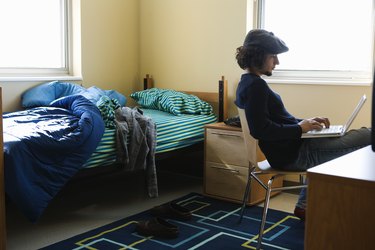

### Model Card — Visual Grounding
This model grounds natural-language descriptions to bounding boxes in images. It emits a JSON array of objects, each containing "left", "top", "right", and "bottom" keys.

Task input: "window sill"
[
  {"left": 264, "top": 77, "right": 372, "bottom": 86},
  {"left": 0, "top": 75, "right": 83, "bottom": 82}
]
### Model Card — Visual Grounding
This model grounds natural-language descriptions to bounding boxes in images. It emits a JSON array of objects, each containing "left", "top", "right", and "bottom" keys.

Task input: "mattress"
[
  {"left": 82, "top": 128, "right": 117, "bottom": 168},
  {"left": 142, "top": 108, "right": 217, "bottom": 153},
  {"left": 83, "top": 108, "right": 217, "bottom": 168}
]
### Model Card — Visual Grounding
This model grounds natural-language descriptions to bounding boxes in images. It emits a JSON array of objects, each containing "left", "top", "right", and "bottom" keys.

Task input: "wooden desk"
[
  {"left": 0, "top": 88, "right": 5, "bottom": 250},
  {"left": 305, "top": 145, "right": 375, "bottom": 250}
]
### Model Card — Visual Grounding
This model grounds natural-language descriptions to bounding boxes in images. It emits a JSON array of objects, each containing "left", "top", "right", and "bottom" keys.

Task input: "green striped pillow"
[{"left": 130, "top": 88, "right": 213, "bottom": 115}]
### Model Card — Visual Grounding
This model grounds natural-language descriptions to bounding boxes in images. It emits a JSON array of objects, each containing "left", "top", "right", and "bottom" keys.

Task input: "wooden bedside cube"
[{"left": 203, "top": 122, "right": 283, "bottom": 205}]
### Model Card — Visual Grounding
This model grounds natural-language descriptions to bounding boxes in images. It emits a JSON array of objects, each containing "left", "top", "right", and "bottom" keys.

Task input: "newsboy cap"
[{"left": 243, "top": 29, "right": 289, "bottom": 54}]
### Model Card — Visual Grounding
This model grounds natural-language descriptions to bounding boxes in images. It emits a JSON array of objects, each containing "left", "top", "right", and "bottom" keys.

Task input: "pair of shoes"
[
  {"left": 135, "top": 217, "right": 179, "bottom": 239},
  {"left": 294, "top": 206, "right": 306, "bottom": 220},
  {"left": 150, "top": 202, "right": 192, "bottom": 221},
  {"left": 136, "top": 202, "right": 191, "bottom": 239}
]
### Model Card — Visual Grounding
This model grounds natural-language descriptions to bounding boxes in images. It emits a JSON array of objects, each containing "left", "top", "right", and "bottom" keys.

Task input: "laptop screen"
[{"left": 343, "top": 95, "right": 367, "bottom": 132}]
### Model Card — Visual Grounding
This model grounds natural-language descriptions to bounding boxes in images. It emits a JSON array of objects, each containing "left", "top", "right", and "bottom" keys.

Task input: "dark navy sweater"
[{"left": 235, "top": 73, "right": 303, "bottom": 168}]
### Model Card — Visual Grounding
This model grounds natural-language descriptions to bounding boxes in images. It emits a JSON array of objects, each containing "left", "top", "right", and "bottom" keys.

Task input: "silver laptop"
[{"left": 301, "top": 94, "right": 366, "bottom": 138}]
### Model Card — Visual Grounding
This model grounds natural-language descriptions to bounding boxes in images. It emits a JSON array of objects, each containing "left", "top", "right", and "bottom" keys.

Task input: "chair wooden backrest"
[{"left": 237, "top": 108, "right": 267, "bottom": 166}]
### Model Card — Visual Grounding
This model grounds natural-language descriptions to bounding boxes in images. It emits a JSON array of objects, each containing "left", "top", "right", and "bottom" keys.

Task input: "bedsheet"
[
  {"left": 80, "top": 108, "right": 218, "bottom": 171},
  {"left": 142, "top": 109, "right": 217, "bottom": 153},
  {"left": 82, "top": 128, "right": 117, "bottom": 169},
  {"left": 4, "top": 95, "right": 105, "bottom": 222}
]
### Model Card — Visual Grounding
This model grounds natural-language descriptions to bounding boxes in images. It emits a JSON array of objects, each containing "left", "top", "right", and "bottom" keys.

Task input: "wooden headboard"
[{"left": 143, "top": 74, "right": 228, "bottom": 122}]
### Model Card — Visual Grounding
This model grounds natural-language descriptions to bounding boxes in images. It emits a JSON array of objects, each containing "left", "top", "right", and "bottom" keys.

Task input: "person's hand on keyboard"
[{"left": 298, "top": 117, "right": 330, "bottom": 133}]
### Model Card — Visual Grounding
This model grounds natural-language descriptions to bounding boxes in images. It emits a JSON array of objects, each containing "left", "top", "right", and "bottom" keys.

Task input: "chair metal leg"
[
  {"left": 238, "top": 165, "right": 256, "bottom": 223},
  {"left": 256, "top": 176, "right": 275, "bottom": 250}
]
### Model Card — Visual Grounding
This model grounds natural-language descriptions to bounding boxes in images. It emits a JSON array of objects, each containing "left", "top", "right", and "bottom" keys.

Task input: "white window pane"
[
  {"left": 259, "top": 0, "right": 374, "bottom": 84},
  {"left": 0, "top": 0, "right": 65, "bottom": 69}
]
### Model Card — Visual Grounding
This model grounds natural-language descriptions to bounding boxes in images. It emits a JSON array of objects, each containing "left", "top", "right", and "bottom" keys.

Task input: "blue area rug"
[{"left": 42, "top": 192, "right": 304, "bottom": 249}]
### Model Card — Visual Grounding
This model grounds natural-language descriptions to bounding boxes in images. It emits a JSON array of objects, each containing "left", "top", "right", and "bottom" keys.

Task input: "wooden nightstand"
[{"left": 203, "top": 122, "right": 283, "bottom": 205}]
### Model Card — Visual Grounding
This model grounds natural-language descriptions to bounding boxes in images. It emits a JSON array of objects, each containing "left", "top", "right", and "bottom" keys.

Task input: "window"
[
  {"left": 0, "top": 0, "right": 80, "bottom": 80},
  {"left": 255, "top": 0, "right": 374, "bottom": 85}
]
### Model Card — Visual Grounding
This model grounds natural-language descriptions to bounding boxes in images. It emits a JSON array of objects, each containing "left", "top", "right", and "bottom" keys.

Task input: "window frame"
[
  {"left": 0, "top": 0, "right": 81, "bottom": 82},
  {"left": 252, "top": 0, "right": 375, "bottom": 86}
]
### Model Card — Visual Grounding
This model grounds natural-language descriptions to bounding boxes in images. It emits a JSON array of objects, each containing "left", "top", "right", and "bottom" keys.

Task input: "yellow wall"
[
  {"left": 139, "top": 0, "right": 372, "bottom": 128},
  {"left": 0, "top": 0, "right": 372, "bottom": 129},
  {"left": 140, "top": 0, "right": 248, "bottom": 114},
  {"left": 80, "top": 0, "right": 140, "bottom": 95}
]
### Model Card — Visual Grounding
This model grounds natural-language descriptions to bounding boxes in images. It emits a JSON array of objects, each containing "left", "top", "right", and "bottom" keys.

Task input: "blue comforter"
[{"left": 4, "top": 95, "right": 105, "bottom": 222}]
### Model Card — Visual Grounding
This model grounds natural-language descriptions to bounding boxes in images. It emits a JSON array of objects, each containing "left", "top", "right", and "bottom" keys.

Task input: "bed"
[
  {"left": 140, "top": 74, "right": 228, "bottom": 155},
  {"left": 80, "top": 74, "right": 228, "bottom": 169},
  {"left": 3, "top": 75, "right": 228, "bottom": 223}
]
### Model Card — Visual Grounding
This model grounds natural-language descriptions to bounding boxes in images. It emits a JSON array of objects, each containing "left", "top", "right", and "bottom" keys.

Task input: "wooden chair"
[{"left": 237, "top": 107, "right": 307, "bottom": 250}]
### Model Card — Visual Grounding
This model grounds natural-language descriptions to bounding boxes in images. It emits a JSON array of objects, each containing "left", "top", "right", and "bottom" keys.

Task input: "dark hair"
[{"left": 235, "top": 45, "right": 267, "bottom": 70}]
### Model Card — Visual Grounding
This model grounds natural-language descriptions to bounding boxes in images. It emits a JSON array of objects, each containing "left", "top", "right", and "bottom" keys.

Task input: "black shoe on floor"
[
  {"left": 135, "top": 217, "right": 179, "bottom": 239},
  {"left": 150, "top": 202, "right": 192, "bottom": 221}
]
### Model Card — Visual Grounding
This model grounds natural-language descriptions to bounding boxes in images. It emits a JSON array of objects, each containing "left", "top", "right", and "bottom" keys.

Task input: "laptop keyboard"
[{"left": 313, "top": 125, "right": 342, "bottom": 134}]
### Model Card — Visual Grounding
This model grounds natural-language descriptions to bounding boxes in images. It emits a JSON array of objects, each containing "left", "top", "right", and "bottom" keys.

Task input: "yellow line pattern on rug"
[
  {"left": 241, "top": 215, "right": 299, "bottom": 249},
  {"left": 75, "top": 220, "right": 150, "bottom": 250}
]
